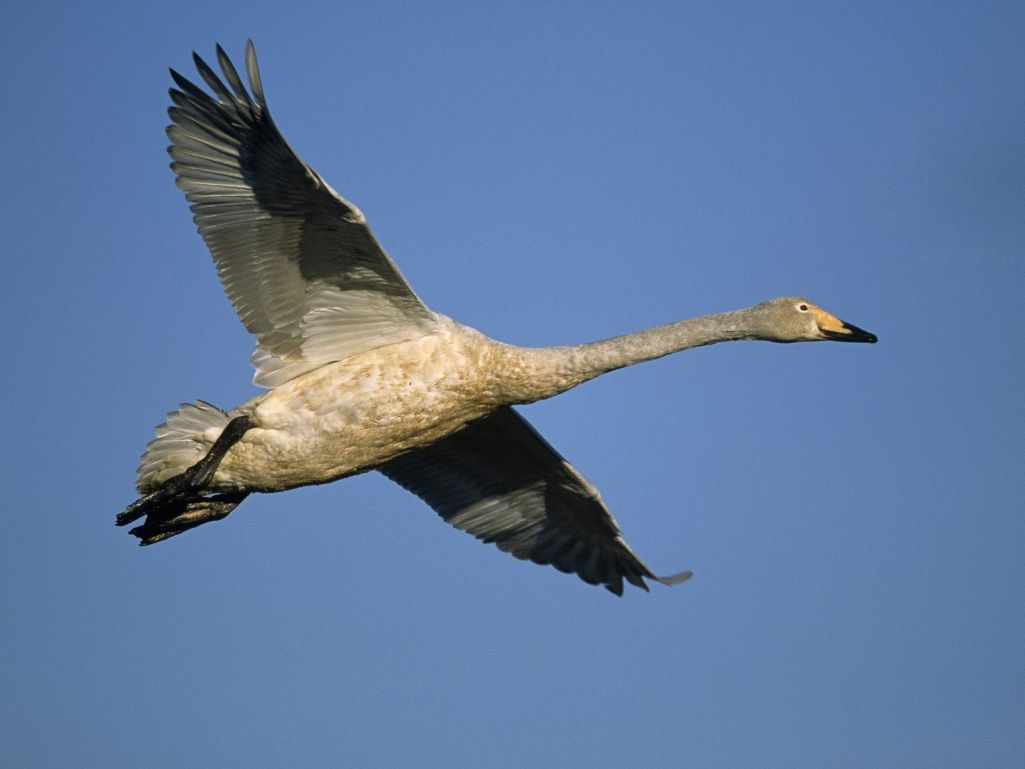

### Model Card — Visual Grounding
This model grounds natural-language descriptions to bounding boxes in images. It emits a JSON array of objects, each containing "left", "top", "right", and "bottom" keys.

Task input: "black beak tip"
[
  {"left": 847, "top": 322, "right": 877, "bottom": 343},
  {"left": 824, "top": 321, "right": 877, "bottom": 343}
]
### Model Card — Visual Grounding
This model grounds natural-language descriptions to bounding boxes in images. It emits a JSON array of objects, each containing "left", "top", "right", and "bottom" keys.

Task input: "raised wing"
[
  {"left": 167, "top": 41, "right": 438, "bottom": 387},
  {"left": 379, "top": 407, "right": 691, "bottom": 595}
]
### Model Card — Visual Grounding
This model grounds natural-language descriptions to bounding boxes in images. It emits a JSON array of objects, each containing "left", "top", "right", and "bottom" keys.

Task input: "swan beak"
[{"left": 820, "top": 317, "right": 878, "bottom": 343}]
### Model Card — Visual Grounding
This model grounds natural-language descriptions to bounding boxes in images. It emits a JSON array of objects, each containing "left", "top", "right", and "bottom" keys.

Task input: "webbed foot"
[
  {"left": 116, "top": 414, "right": 254, "bottom": 541},
  {"left": 128, "top": 492, "right": 249, "bottom": 544}
]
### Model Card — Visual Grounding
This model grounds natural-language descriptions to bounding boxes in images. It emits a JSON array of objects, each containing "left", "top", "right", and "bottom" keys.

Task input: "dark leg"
[
  {"left": 116, "top": 414, "right": 254, "bottom": 528},
  {"left": 129, "top": 491, "right": 250, "bottom": 545}
]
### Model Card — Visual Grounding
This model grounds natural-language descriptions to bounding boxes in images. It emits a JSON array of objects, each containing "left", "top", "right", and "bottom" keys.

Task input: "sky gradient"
[{"left": 3, "top": 2, "right": 1024, "bottom": 767}]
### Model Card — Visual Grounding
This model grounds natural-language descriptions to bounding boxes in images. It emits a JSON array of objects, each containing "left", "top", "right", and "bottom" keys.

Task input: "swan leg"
[
  {"left": 128, "top": 491, "right": 250, "bottom": 545},
  {"left": 115, "top": 414, "right": 254, "bottom": 534}
]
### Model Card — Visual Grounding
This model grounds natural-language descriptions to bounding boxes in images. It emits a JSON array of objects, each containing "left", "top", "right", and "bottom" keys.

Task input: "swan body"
[{"left": 118, "top": 42, "right": 877, "bottom": 595}]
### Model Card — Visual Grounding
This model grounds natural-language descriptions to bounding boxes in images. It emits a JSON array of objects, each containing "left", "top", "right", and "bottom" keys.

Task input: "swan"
[{"left": 116, "top": 42, "right": 877, "bottom": 595}]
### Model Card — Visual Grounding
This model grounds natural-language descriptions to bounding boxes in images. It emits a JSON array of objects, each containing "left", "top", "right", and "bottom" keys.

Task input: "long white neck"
[{"left": 496, "top": 306, "right": 771, "bottom": 404}]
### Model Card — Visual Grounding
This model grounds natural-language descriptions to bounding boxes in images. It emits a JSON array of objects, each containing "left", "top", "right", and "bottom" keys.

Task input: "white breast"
[{"left": 213, "top": 317, "right": 510, "bottom": 491}]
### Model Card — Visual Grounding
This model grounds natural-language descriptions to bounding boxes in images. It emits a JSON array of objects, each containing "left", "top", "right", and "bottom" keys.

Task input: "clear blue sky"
[{"left": 3, "top": 2, "right": 1023, "bottom": 767}]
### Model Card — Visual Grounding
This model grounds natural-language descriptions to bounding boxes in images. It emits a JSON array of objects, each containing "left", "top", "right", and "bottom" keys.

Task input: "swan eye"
[{"left": 798, "top": 304, "right": 809, "bottom": 312}]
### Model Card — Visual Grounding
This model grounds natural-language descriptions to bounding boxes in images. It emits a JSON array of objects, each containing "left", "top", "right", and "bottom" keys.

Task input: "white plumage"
[{"left": 118, "top": 42, "right": 876, "bottom": 595}]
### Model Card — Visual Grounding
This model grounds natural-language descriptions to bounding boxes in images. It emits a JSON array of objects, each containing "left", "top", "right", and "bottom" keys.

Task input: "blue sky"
[{"left": 3, "top": 2, "right": 1024, "bottom": 767}]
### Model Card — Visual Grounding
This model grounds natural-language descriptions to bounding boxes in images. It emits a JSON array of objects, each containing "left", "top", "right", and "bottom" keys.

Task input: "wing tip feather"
[
  {"left": 244, "top": 39, "right": 265, "bottom": 105},
  {"left": 657, "top": 569, "right": 694, "bottom": 586}
]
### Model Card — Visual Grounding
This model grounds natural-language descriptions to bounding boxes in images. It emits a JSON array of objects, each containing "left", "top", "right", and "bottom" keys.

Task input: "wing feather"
[
  {"left": 167, "top": 41, "right": 437, "bottom": 387},
  {"left": 379, "top": 407, "right": 691, "bottom": 595}
]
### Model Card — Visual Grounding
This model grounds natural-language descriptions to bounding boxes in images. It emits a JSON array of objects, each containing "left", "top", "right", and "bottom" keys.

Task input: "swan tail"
[{"left": 135, "top": 400, "right": 230, "bottom": 493}]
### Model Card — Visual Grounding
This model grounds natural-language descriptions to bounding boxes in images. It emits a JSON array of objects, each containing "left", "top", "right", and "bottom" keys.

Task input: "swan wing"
[
  {"left": 167, "top": 42, "right": 437, "bottom": 387},
  {"left": 379, "top": 407, "right": 691, "bottom": 595}
]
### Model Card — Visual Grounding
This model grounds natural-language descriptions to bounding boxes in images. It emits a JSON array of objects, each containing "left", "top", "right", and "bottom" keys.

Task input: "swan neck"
[{"left": 502, "top": 306, "right": 764, "bottom": 403}]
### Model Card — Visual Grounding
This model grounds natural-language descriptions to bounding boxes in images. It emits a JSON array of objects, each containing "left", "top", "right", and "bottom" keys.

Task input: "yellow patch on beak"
[{"left": 812, "top": 308, "right": 849, "bottom": 337}]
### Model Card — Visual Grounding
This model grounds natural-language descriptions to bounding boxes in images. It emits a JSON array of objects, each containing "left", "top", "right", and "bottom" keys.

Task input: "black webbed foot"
[
  {"left": 115, "top": 471, "right": 199, "bottom": 527},
  {"left": 128, "top": 492, "right": 250, "bottom": 545},
  {"left": 116, "top": 414, "right": 254, "bottom": 538}
]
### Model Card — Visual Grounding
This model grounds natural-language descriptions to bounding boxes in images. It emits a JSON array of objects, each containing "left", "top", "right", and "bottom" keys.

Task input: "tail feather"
[{"left": 136, "top": 401, "right": 230, "bottom": 492}]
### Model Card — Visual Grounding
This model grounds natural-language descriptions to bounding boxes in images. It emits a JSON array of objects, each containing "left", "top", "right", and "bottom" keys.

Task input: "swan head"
[{"left": 757, "top": 297, "right": 877, "bottom": 343}]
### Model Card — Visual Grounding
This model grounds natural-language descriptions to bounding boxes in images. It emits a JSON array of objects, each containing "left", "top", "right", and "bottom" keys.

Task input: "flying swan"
[{"left": 117, "top": 42, "right": 877, "bottom": 595}]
